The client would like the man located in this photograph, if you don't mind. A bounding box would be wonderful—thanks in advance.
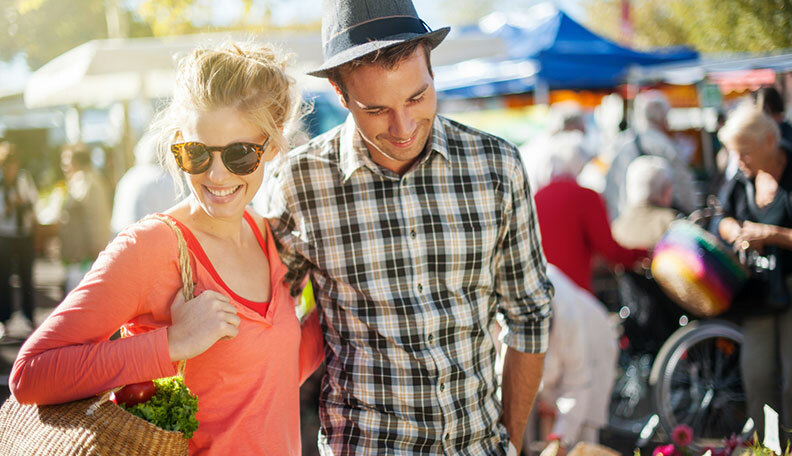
[260,1,553,454]
[602,90,698,220]
[59,144,112,293]
[0,142,38,336]
[756,86,792,149]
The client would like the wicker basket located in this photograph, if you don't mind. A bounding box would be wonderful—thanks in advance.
[0,396,189,455]
[0,215,194,455]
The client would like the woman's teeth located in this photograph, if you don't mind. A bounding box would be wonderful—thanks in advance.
[206,186,239,197]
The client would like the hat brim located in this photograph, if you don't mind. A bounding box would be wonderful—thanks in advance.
[307,27,450,78]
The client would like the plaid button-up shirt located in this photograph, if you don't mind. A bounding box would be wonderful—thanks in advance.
[261,114,553,455]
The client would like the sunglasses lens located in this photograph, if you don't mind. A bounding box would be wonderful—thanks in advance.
[222,144,260,175]
[175,143,212,174]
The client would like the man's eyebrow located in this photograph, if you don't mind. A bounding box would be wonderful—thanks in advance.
[355,84,430,111]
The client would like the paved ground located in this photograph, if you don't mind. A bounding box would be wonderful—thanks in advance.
[0,258,65,402]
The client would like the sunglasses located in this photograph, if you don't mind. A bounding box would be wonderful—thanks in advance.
[170,140,269,175]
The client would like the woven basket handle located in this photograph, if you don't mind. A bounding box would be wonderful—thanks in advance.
[87,214,194,415]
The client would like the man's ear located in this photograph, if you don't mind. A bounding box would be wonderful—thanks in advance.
[329,80,348,110]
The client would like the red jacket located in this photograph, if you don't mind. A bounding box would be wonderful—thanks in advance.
[535,178,647,292]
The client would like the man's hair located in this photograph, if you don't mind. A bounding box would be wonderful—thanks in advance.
[0,141,18,167]
[756,86,785,116]
[633,90,670,132]
[327,38,433,100]
[62,143,92,168]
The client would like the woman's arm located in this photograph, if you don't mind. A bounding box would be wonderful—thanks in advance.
[735,220,792,251]
[585,189,648,266]
[10,222,178,405]
[297,310,324,385]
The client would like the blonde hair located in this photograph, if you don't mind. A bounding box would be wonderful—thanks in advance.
[719,101,780,149]
[149,40,302,194]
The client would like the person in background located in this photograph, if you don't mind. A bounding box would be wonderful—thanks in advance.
[0,141,38,336]
[756,86,792,149]
[110,132,180,236]
[260,0,553,453]
[612,155,678,250]
[532,130,647,293]
[10,41,324,455]
[717,102,792,441]
[603,90,698,220]
[531,264,618,456]
[58,144,112,293]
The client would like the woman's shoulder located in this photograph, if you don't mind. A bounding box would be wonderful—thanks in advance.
[114,215,182,256]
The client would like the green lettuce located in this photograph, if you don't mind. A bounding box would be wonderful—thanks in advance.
[122,376,199,439]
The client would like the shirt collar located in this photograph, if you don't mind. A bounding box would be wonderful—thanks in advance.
[339,114,453,182]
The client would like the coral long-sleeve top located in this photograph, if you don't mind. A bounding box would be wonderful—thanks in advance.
[10,212,324,456]
[535,178,647,292]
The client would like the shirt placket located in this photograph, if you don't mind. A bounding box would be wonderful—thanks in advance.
[398,171,458,453]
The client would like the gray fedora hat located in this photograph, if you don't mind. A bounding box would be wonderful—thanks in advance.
[308,0,450,78]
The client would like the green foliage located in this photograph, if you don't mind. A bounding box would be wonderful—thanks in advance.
[584,0,792,53]
[744,431,792,455]
[122,376,199,439]
[0,0,152,69]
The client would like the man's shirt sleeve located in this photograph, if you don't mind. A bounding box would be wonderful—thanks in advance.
[495,147,554,353]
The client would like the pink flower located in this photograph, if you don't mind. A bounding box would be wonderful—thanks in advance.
[723,433,741,452]
[653,444,677,456]
[671,424,694,447]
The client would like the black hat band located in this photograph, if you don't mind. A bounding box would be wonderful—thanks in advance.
[324,16,431,60]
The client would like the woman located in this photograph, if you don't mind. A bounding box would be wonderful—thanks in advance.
[10,42,324,455]
[718,101,792,440]
[529,130,647,293]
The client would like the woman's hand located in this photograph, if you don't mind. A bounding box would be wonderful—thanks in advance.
[734,221,777,251]
[167,290,240,361]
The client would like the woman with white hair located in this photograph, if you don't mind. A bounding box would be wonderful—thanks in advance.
[717,102,792,441]
[533,130,647,293]
[612,155,678,249]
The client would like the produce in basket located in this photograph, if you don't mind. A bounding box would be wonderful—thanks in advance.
[112,376,199,439]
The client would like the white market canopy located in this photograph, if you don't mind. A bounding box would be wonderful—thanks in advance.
[24,29,507,109]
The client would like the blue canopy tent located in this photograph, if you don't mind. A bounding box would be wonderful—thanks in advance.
[435,3,698,99]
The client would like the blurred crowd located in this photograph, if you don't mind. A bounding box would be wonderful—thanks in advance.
[2,83,792,454]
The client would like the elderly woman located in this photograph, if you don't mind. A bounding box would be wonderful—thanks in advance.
[531,130,647,293]
[612,155,678,249]
[718,102,792,440]
[10,42,324,454]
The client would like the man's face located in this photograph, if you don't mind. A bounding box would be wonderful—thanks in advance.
[333,45,437,174]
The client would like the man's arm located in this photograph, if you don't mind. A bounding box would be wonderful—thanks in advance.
[495,145,554,452]
[501,348,544,452]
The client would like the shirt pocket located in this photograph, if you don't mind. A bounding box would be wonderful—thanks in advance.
[440,211,500,292]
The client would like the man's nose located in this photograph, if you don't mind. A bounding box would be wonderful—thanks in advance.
[390,109,416,139]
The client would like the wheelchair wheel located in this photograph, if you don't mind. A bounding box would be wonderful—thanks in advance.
[652,320,749,448]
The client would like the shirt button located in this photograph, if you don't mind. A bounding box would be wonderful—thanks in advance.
[427,333,434,343]
[417,283,423,293]
[410,229,416,239]
[444,432,451,441]
[439,383,445,392]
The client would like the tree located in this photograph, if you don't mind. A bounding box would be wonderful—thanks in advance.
[0,0,153,69]
[584,0,792,52]
[1,0,322,70]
